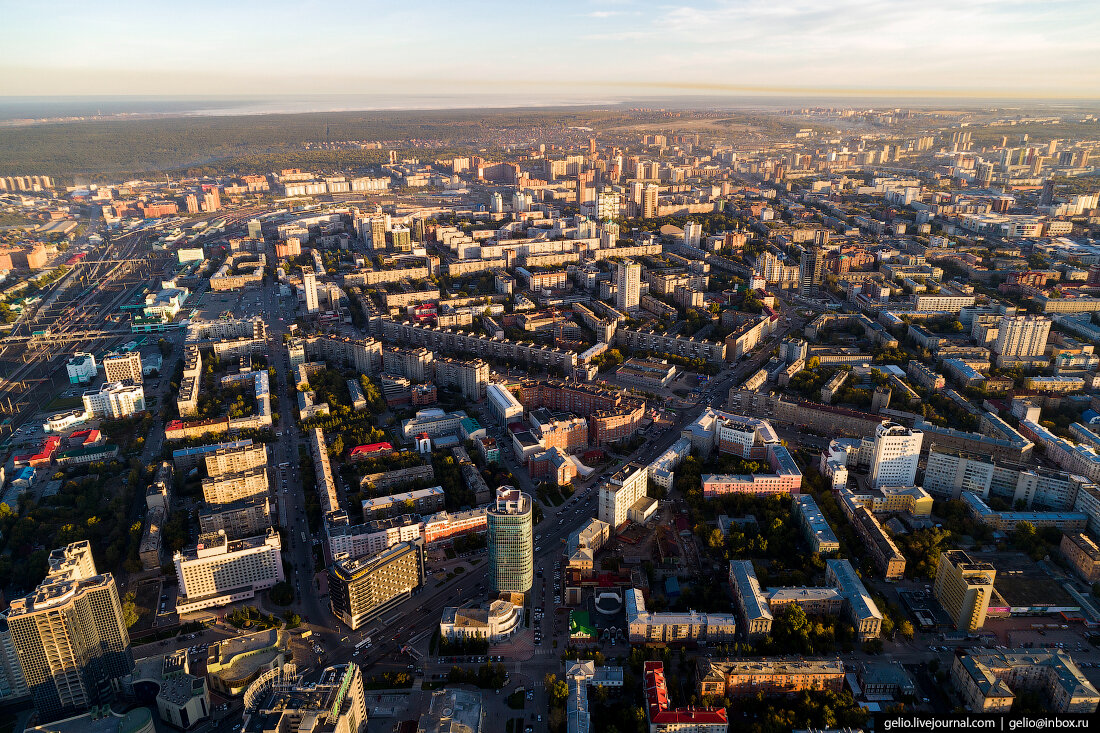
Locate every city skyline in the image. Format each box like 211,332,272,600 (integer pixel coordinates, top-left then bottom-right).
1,0,1099,98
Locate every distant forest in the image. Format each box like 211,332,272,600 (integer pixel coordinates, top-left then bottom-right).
0,107,634,182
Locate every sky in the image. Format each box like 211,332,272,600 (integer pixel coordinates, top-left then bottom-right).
2,0,1099,100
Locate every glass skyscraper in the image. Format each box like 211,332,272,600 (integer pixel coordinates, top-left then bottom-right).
487,486,533,595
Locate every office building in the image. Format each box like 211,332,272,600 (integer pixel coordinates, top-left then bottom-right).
417,689,483,733
438,599,522,643
869,421,922,489
205,629,289,697
328,540,425,631
598,462,650,530
486,487,533,596
82,382,146,419
243,664,366,733
993,315,1051,366
934,550,996,632
615,259,641,312
65,353,96,385
174,529,283,613
487,383,523,425
7,542,134,723
102,351,143,385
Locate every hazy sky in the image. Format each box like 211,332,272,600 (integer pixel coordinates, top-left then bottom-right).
2,0,1098,98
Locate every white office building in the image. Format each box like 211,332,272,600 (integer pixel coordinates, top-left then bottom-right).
869,421,923,489
82,381,146,419
599,462,650,529
66,352,97,385
174,529,283,613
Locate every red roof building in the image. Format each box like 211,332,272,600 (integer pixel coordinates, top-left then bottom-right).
12,436,61,468
349,442,394,461
644,661,727,733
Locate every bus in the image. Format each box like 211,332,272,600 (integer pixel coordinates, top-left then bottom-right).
355,637,372,650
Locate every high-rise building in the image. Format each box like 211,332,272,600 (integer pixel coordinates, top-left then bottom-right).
102,351,143,385
486,487,533,596
173,529,283,613
303,271,319,313
328,539,425,631
390,226,411,251
597,188,618,221
245,664,367,733
368,217,387,249
993,315,1051,365
7,542,134,722
934,550,996,632
642,184,659,219
684,221,703,248
799,244,825,297
66,353,97,385
598,462,649,529
0,612,28,704
869,421,923,489
81,382,145,419
615,259,641,312
247,219,262,239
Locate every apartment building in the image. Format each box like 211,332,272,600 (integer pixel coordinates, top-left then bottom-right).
614,327,726,364
793,495,840,555
201,466,269,506
381,320,578,371
645,661,727,733
952,650,1099,714
1061,532,1100,583
695,657,845,699
204,444,267,477
198,497,272,539
869,421,922,489
625,589,738,646
837,490,907,580
728,559,883,642
434,357,490,401
7,542,134,722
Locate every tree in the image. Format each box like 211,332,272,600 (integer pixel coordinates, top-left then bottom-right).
544,673,568,706
899,620,915,640
122,591,139,628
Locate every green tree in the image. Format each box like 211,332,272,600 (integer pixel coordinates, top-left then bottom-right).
122,591,139,628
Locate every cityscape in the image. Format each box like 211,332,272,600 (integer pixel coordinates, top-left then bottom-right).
2,3,1100,733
